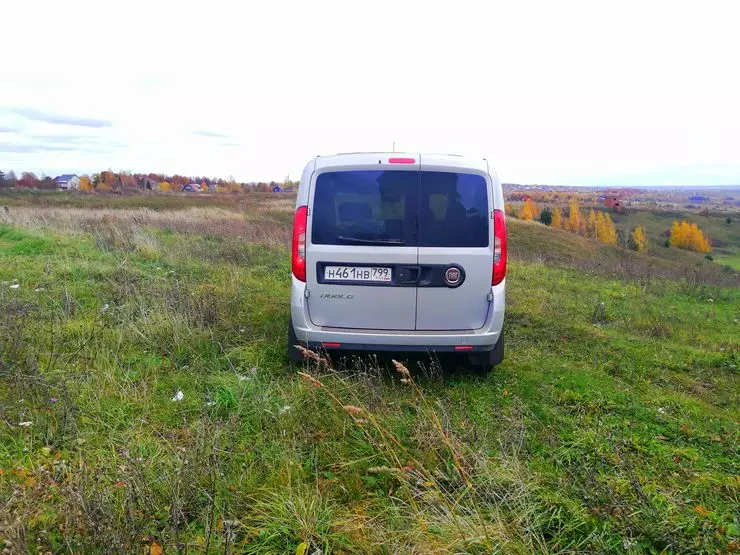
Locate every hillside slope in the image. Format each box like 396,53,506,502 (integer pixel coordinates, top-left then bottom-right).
508,218,739,287
0,203,738,553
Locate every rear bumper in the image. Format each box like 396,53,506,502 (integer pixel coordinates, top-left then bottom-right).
290,277,505,352
305,341,494,353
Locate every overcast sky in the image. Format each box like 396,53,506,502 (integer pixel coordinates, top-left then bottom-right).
1,0,739,185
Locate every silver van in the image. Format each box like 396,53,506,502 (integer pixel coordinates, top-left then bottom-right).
288,153,507,372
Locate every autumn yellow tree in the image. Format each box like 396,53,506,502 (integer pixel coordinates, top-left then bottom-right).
630,226,648,251
78,175,93,192
595,212,618,244
587,209,598,239
518,199,538,221
159,181,171,192
566,200,582,233
504,203,517,217
670,220,711,253
551,207,563,229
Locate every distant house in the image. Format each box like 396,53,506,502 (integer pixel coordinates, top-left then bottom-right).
55,174,80,190
603,196,623,211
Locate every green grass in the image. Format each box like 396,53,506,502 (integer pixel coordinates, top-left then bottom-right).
713,251,740,271
0,225,57,256
0,197,738,554
611,209,740,268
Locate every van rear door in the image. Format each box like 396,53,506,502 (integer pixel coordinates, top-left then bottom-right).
415,158,493,331
305,157,420,330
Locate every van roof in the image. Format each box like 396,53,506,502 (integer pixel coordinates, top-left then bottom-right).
313,152,490,174
332,151,464,157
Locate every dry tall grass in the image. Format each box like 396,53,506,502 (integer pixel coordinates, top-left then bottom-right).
293,350,549,553
0,206,292,249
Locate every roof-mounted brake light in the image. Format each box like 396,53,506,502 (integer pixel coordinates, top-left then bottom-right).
388,157,415,164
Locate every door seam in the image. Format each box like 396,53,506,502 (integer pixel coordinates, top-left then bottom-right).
414,154,421,331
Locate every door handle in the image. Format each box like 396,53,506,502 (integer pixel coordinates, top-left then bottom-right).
400,265,421,284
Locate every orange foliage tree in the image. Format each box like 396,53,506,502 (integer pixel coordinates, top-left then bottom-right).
670,220,711,253
100,171,117,190
566,200,581,233
518,199,539,221
504,203,517,217
551,207,562,229
79,175,93,192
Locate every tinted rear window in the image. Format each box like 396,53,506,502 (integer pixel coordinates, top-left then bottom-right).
419,171,489,247
311,170,489,247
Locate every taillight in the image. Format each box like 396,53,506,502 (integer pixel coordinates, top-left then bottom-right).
292,205,308,282
492,209,507,285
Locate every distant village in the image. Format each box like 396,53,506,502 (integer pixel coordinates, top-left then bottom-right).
0,170,298,194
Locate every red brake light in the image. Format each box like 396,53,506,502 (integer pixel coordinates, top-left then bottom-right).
388,157,415,164
455,345,473,351
492,209,507,285
292,205,308,282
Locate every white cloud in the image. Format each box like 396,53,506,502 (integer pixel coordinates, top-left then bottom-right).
1,0,738,184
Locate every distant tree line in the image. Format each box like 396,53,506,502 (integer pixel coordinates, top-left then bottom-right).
0,170,60,190
0,169,299,193
507,198,626,247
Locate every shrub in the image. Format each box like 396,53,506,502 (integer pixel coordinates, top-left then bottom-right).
539,207,552,226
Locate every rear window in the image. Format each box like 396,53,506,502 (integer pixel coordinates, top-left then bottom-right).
419,171,489,247
311,170,489,247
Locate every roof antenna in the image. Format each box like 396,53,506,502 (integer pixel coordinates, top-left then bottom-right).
392,141,396,152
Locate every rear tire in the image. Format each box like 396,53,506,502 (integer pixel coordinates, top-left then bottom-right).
468,330,504,375
287,319,303,362
490,329,504,366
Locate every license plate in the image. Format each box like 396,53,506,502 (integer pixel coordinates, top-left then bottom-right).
324,266,392,283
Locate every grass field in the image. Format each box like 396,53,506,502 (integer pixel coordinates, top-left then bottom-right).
0,193,738,554
610,209,740,271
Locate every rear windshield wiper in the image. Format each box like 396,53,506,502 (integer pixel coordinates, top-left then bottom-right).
337,236,406,245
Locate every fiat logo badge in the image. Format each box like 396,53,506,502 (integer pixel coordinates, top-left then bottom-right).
444,267,462,286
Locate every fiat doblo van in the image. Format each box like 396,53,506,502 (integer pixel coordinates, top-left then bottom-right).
288,153,506,372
